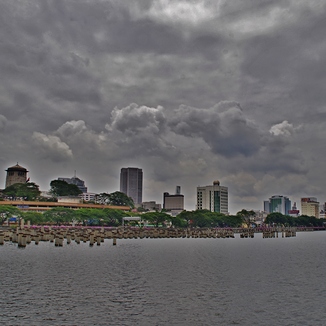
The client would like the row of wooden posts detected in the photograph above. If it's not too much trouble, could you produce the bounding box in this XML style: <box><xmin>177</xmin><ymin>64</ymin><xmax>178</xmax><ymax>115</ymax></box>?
<box><xmin>262</xmin><ymin>229</ymin><xmax>297</xmax><ymax>238</ymax></box>
<box><xmin>0</xmin><ymin>223</ymin><xmax>297</xmax><ymax>248</ymax></box>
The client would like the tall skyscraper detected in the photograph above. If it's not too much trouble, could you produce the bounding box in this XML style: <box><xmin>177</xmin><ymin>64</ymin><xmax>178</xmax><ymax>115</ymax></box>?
<box><xmin>120</xmin><ymin>167</ymin><xmax>143</xmax><ymax>205</ymax></box>
<box><xmin>264</xmin><ymin>195</ymin><xmax>291</xmax><ymax>215</ymax></box>
<box><xmin>196</xmin><ymin>180</ymin><xmax>228</xmax><ymax>214</ymax></box>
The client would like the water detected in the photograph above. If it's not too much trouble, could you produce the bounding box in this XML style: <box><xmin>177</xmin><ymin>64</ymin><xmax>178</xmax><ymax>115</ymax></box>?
<box><xmin>1</xmin><ymin>232</ymin><xmax>326</xmax><ymax>325</ymax></box>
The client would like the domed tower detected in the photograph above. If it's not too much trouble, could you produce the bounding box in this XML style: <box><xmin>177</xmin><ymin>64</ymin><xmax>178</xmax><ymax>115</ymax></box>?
<box><xmin>5</xmin><ymin>163</ymin><xmax>29</xmax><ymax>188</ymax></box>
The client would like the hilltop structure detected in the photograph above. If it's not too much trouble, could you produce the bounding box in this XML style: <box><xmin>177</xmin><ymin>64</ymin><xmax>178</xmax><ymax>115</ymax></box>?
<box><xmin>5</xmin><ymin>163</ymin><xmax>29</xmax><ymax>188</ymax></box>
<box><xmin>196</xmin><ymin>180</ymin><xmax>228</xmax><ymax>214</ymax></box>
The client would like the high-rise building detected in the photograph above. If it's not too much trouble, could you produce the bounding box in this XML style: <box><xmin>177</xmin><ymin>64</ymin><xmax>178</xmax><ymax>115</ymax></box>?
<box><xmin>5</xmin><ymin>163</ymin><xmax>29</xmax><ymax>188</ymax></box>
<box><xmin>163</xmin><ymin>186</ymin><xmax>184</xmax><ymax>211</ymax></box>
<box><xmin>264</xmin><ymin>195</ymin><xmax>291</xmax><ymax>215</ymax></box>
<box><xmin>120</xmin><ymin>167</ymin><xmax>143</xmax><ymax>205</ymax></box>
<box><xmin>301</xmin><ymin>197</ymin><xmax>319</xmax><ymax>218</ymax></box>
<box><xmin>58</xmin><ymin>175</ymin><xmax>87</xmax><ymax>193</ymax></box>
<box><xmin>196</xmin><ymin>180</ymin><xmax>228</xmax><ymax>214</ymax></box>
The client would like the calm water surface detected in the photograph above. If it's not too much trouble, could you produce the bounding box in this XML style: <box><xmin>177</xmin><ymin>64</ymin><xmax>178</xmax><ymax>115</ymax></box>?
<box><xmin>1</xmin><ymin>231</ymin><xmax>326</xmax><ymax>325</ymax></box>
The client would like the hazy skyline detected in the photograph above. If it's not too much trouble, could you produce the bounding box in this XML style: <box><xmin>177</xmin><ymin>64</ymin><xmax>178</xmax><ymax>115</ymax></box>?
<box><xmin>1</xmin><ymin>0</ymin><xmax>326</xmax><ymax>214</ymax></box>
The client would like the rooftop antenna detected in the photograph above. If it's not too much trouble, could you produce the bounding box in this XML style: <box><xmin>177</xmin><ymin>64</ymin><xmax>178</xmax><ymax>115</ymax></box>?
<box><xmin>74</xmin><ymin>170</ymin><xmax>77</xmax><ymax>178</ymax></box>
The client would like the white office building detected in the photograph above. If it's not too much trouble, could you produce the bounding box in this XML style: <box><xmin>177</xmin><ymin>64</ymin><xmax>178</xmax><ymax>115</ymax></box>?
<box><xmin>196</xmin><ymin>180</ymin><xmax>228</xmax><ymax>214</ymax></box>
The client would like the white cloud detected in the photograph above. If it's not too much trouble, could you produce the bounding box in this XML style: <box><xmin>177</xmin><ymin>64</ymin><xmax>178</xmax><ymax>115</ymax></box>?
<box><xmin>269</xmin><ymin>120</ymin><xmax>301</xmax><ymax>136</ymax></box>
<box><xmin>147</xmin><ymin>0</ymin><xmax>218</xmax><ymax>25</ymax></box>
<box><xmin>57</xmin><ymin>120</ymin><xmax>88</xmax><ymax>138</ymax></box>
<box><xmin>32</xmin><ymin>132</ymin><xmax>73</xmax><ymax>162</ymax></box>
<box><xmin>228</xmin><ymin>6</ymin><xmax>294</xmax><ymax>37</ymax></box>
<box><xmin>107</xmin><ymin>103</ymin><xmax>166</xmax><ymax>135</ymax></box>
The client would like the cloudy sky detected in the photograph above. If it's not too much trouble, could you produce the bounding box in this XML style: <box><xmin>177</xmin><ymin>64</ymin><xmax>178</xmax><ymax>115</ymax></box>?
<box><xmin>1</xmin><ymin>0</ymin><xmax>325</xmax><ymax>213</ymax></box>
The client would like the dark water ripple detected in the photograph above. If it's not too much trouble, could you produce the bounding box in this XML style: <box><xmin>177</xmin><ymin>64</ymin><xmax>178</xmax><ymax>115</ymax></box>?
<box><xmin>1</xmin><ymin>232</ymin><xmax>326</xmax><ymax>325</ymax></box>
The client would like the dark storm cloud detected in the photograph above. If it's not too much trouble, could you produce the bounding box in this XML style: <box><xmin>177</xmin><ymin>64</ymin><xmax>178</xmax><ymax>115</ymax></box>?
<box><xmin>1</xmin><ymin>0</ymin><xmax>326</xmax><ymax>212</ymax></box>
<box><xmin>170</xmin><ymin>101</ymin><xmax>262</xmax><ymax>157</ymax></box>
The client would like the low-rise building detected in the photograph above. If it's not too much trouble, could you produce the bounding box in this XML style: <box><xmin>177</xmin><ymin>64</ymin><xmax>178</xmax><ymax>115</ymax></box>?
<box><xmin>0</xmin><ymin>200</ymin><xmax>130</xmax><ymax>213</ymax></box>
<box><xmin>141</xmin><ymin>201</ymin><xmax>161</xmax><ymax>211</ymax></box>
<box><xmin>79</xmin><ymin>192</ymin><xmax>97</xmax><ymax>202</ymax></box>
<box><xmin>163</xmin><ymin>186</ymin><xmax>184</xmax><ymax>211</ymax></box>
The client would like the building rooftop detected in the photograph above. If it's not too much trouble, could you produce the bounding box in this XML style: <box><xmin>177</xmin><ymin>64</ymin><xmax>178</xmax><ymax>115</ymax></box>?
<box><xmin>6</xmin><ymin>163</ymin><xmax>28</xmax><ymax>172</ymax></box>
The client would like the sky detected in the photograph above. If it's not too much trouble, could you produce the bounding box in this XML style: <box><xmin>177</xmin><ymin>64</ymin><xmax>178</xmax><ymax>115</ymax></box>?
<box><xmin>1</xmin><ymin>0</ymin><xmax>326</xmax><ymax>214</ymax></box>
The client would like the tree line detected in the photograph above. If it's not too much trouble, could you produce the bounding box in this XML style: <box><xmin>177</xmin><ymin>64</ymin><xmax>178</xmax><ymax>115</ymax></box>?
<box><xmin>1</xmin><ymin>180</ymin><xmax>135</xmax><ymax>207</ymax></box>
<box><xmin>1</xmin><ymin>206</ymin><xmax>325</xmax><ymax>228</ymax></box>
<box><xmin>265</xmin><ymin>212</ymin><xmax>325</xmax><ymax>227</ymax></box>
<box><xmin>0</xmin><ymin>207</ymin><xmax>245</xmax><ymax>228</ymax></box>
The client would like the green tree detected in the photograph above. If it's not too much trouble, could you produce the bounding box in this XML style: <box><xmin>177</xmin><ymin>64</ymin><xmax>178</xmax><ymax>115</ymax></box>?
<box><xmin>95</xmin><ymin>192</ymin><xmax>134</xmax><ymax>208</ymax></box>
<box><xmin>265</xmin><ymin>212</ymin><xmax>291</xmax><ymax>226</ymax></box>
<box><xmin>142</xmin><ymin>212</ymin><xmax>171</xmax><ymax>227</ymax></box>
<box><xmin>170</xmin><ymin>216</ymin><xmax>187</xmax><ymax>228</ymax></box>
<box><xmin>103</xmin><ymin>208</ymin><xmax>130</xmax><ymax>226</ymax></box>
<box><xmin>0</xmin><ymin>205</ymin><xmax>21</xmax><ymax>225</ymax></box>
<box><xmin>295</xmin><ymin>215</ymin><xmax>324</xmax><ymax>227</ymax></box>
<box><xmin>22</xmin><ymin>211</ymin><xmax>44</xmax><ymax>225</ymax></box>
<box><xmin>177</xmin><ymin>210</ymin><xmax>194</xmax><ymax>226</ymax></box>
<box><xmin>74</xmin><ymin>208</ymin><xmax>108</xmax><ymax>226</ymax></box>
<box><xmin>176</xmin><ymin>210</ymin><xmax>243</xmax><ymax>228</ymax></box>
<box><xmin>43</xmin><ymin>207</ymin><xmax>77</xmax><ymax>225</ymax></box>
<box><xmin>236</xmin><ymin>209</ymin><xmax>256</xmax><ymax>227</ymax></box>
<box><xmin>72</xmin><ymin>208</ymin><xmax>129</xmax><ymax>226</ymax></box>
<box><xmin>221</xmin><ymin>215</ymin><xmax>243</xmax><ymax>227</ymax></box>
<box><xmin>50</xmin><ymin>180</ymin><xmax>82</xmax><ymax>197</ymax></box>
<box><xmin>3</xmin><ymin>182</ymin><xmax>41</xmax><ymax>201</ymax></box>
<box><xmin>95</xmin><ymin>193</ymin><xmax>111</xmax><ymax>205</ymax></box>
<box><xmin>108</xmin><ymin>191</ymin><xmax>134</xmax><ymax>208</ymax></box>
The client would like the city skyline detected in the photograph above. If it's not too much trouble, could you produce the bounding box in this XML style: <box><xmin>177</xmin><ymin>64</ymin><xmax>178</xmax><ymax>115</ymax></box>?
<box><xmin>1</xmin><ymin>1</ymin><xmax>326</xmax><ymax>214</ymax></box>
<box><xmin>2</xmin><ymin>161</ymin><xmax>324</xmax><ymax>216</ymax></box>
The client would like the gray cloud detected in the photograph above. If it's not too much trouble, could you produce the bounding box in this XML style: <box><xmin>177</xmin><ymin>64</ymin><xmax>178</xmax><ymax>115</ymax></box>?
<box><xmin>170</xmin><ymin>101</ymin><xmax>262</xmax><ymax>157</ymax></box>
<box><xmin>0</xmin><ymin>115</ymin><xmax>7</xmax><ymax>131</ymax></box>
<box><xmin>32</xmin><ymin>132</ymin><xmax>73</xmax><ymax>162</ymax></box>
<box><xmin>269</xmin><ymin>120</ymin><xmax>302</xmax><ymax>136</ymax></box>
<box><xmin>0</xmin><ymin>0</ymin><xmax>325</xmax><ymax>213</ymax></box>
